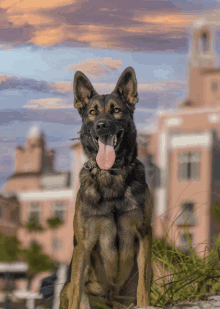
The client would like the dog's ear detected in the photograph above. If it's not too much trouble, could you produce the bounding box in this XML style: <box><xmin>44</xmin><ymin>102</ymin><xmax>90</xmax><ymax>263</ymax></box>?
<box><xmin>113</xmin><ymin>67</ymin><xmax>139</xmax><ymax>107</ymax></box>
<box><xmin>73</xmin><ymin>71</ymin><xmax>98</xmax><ymax>112</ymax></box>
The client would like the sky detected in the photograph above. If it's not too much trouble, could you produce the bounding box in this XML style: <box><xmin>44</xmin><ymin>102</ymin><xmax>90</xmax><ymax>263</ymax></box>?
<box><xmin>1</xmin><ymin>0</ymin><xmax>220</xmax><ymax>189</ymax></box>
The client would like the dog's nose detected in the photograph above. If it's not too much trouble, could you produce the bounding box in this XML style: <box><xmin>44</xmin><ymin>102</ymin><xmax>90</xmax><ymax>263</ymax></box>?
<box><xmin>95</xmin><ymin>119</ymin><xmax>111</xmax><ymax>132</ymax></box>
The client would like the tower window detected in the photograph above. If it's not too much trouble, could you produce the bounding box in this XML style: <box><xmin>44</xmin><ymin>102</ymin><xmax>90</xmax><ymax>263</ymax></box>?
<box><xmin>201</xmin><ymin>32</ymin><xmax>209</xmax><ymax>53</ymax></box>
<box><xmin>212</xmin><ymin>82</ymin><xmax>218</xmax><ymax>92</ymax></box>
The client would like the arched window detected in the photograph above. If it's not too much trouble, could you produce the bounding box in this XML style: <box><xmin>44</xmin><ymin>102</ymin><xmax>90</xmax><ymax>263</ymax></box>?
<box><xmin>200</xmin><ymin>32</ymin><xmax>209</xmax><ymax>53</ymax></box>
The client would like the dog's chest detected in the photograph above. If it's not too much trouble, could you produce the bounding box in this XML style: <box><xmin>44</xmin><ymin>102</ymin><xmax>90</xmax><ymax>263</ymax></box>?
<box><xmin>80</xmin><ymin>167</ymin><xmax>145</xmax><ymax>217</ymax></box>
<box><xmin>81</xmin><ymin>183</ymin><xmax>143</xmax><ymax>220</ymax></box>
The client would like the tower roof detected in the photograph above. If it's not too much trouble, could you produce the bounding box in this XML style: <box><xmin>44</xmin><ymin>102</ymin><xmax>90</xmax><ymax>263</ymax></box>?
<box><xmin>193</xmin><ymin>18</ymin><xmax>209</xmax><ymax>30</ymax></box>
<box><xmin>28</xmin><ymin>124</ymin><xmax>43</xmax><ymax>139</ymax></box>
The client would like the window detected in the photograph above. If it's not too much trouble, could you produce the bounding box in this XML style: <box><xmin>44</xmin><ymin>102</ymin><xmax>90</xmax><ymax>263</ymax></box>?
<box><xmin>180</xmin><ymin>232</ymin><xmax>194</xmax><ymax>252</ymax></box>
<box><xmin>178</xmin><ymin>152</ymin><xmax>200</xmax><ymax>181</ymax></box>
<box><xmin>52</xmin><ymin>201</ymin><xmax>66</xmax><ymax>222</ymax></box>
<box><xmin>52</xmin><ymin>238</ymin><xmax>62</xmax><ymax>251</ymax></box>
<box><xmin>177</xmin><ymin>202</ymin><xmax>196</xmax><ymax>226</ymax></box>
<box><xmin>28</xmin><ymin>203</ymin><xmax>41</xmax><ymax>224</ymax></box>
<box><xmin>212</xmin><ymin>82</ymin><xmax>218</xmax><ymax>92</ymax></box>
<box><xmin>200</xmin><ymin>32</ymin><xmax>209</xmax><ymax>53</ymax></box>
<box><xmin>0</xmin><ymin>205</ymin><xmax>3</xmax><ymax>218</ymax></box>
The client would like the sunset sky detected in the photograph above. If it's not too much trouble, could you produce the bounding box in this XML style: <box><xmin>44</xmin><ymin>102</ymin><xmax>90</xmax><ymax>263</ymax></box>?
<box><xmin>1</xmin><ymin>0</ymin><xmax>220</xmax><ymax>189</ymax></box>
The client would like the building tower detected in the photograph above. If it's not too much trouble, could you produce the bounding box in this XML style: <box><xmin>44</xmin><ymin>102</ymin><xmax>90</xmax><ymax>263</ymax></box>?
<box><xmin>14</xmin><ymin>125</ymin><xmax>55</xmax><ymax>174</ymax></box>
<box><xmin>184</xmin><ymin>19</ymin><xmax>220</xmax><ymax>108</ymax></box>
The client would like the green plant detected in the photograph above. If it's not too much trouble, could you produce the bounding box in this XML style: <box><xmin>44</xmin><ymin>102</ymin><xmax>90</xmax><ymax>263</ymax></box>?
<box><xmin>211</xmin><ymin>202</ymin><xmax>220</xmax><ymax>223</ymax></box>
<box><xmin>23</xmin><ymin>217</ymin><xmax>44</xmax><ymax>232</ymax></box>
<box><xmin>21</xmin><ymin>240</ymin><xmax>56</xmax><ymax>288</ymax></box>
<box><xmin>47</xmin><ymin>216</ymin><xmax>63</xmax><ymax>229</ymax></box>
<box><xmin>150</xmin><ymin>231</ymin><xmax>220</xmax><ymax>307</ymax></box>
<box><xmin>0</xmin><ymin>233</ymin><xmax>21</xmax><ymax>262</ymax></box>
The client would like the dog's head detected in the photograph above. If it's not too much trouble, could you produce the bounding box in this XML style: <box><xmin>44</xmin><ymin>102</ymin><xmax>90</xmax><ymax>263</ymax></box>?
<box><xmin>73</xmin><ymin>67</ymin><xmax>139</xmax><ymax>170</ymax></box>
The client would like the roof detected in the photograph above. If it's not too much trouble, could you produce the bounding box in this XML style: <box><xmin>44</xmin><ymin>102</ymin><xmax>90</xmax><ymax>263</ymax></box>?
<box><xmin>28</xmin><ymin>124</ymin><xmax>43</xmax><ymax>139</ymax></box>
<box><xmin>0</xmin><ymin>193</ymin><xmax>19</xmax><ymax>201</ymax></box>
<box><xmin>8</xmin><ymin>171</ymin><xmax>42</xmax><ymax>179</ymax></box>
<box><xmin>201</xmin><ymin>68</ymin><xmax>220</xmax><ymax>75</ymax></box>
<box><xmin>7</xmin><ymin>170</ymin><xmax>70</xmax><ymax>180</ymax></box>
<box><xmin>192</xmin><ymin>18</ymin><xmax>211</xmax><ymax>30</ymax></box>
<box><xmin>40</xmin><ymin>171</ymin><xmax>71</xmax><ymax>190</ymax></box>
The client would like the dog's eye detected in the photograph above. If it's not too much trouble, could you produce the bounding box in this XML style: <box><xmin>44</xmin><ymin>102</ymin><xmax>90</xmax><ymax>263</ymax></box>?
<box><xmin>89</xmin><ymin>110</ymin><xmax>96</xmax><ymax>115</ymax></box>
<box><xmin>114</xmin><ymin>108</ymin><xmax>120</xmax><ymax>113</ymax></box>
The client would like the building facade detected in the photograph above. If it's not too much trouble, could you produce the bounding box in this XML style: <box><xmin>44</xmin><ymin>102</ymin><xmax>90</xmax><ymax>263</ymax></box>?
<box><xmin>2</xmin><ymin>125</ymin><xmax>82</xmax><ymax>266</ymax></box>
<box><xmin>145</xmin><ymin>20</ymin><xmax>220</xmax><ymax>256</ymax></box>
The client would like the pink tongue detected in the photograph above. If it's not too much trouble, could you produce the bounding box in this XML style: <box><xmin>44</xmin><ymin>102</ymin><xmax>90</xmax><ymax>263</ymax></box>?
<box><xmin>96</xmin><ymin>135</ymin><xmax>116</xmax><ymax>170</ymax></box>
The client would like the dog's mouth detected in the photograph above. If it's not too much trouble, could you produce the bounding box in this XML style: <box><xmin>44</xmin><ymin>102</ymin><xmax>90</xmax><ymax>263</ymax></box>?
<box><xmin>90</xmin><ymin>129</ymin><xmax>124</xmax><ymax>170</ymax></box>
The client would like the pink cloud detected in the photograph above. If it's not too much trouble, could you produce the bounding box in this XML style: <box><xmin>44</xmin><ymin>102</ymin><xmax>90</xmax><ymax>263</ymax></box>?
<box><xmin>0</xmin><ymin>0</ymin><xmax>211</xmax><ymax>51</ymax></box>
<box><xmin>23</xmin><ymin>98</ymin><xmax>72</xmax><ymax>109</ymax></box>
<box><xmin>67</xmin><ymin>58</ymin><xmax>122</xmax><ymax>78</ymax></box>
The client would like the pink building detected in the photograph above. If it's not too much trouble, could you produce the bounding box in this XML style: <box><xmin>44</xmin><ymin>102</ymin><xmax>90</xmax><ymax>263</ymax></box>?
<box><xmin>2</xmin><ymin>126</ymin><xmax>87</xmax><ymax>292</ymax></box>
<box><xmin>144</xmin><ymin>20</ymin><xmax>220</xmax><ymax>256</ymax></box>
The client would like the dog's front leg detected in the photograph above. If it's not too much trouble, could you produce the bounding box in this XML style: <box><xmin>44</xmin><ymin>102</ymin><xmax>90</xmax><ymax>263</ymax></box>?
<box><xmin>67</xmin><ymin>217</ymin><xmax>102</xmax><ymax>309</ymax></box>
<box><xmin>60</xmin><ymin>242</ymin><xmax>90</xmax><ymax>309</ymax></box>
<box><xmin>71</xmin><ymin>243</ymin><xmax>91</xmax><ymax>309</ymax></box>
<box><xmin>137</xmin><ymin>225</ymin><xmax>152</xmax><ymax>308</ymax></box>
<box><xmin>60</xmin><ymin>239</ymin><xmax>96</xmax><ymax>309</ymax></box>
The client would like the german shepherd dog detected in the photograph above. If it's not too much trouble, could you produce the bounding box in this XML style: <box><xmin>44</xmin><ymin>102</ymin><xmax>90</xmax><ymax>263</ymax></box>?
<box><xmin>60</xmin><ymin>67</ymin><xmax>152</xmax><ymax>309</ymax></box>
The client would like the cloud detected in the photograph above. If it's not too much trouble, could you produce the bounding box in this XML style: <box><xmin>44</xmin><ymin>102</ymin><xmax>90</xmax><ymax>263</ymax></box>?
<box><xmin>0</xmin><ymin>0</ymin><xmax>219</xmax><ymax>51</ymax></box>
<box><xmin>0</xmin><ymin>0</ymin><xmax>75</xmax><ymax>11</ymax></box>
<box><xmin>0</xmin><ymin>74</ymin><xmax>68</xmax><ymax>96</ymax></box>
<box><xmin>85</xmin><ymin>80</ymin><xmax>185</xmax><ymax>94</ymax></box>
<box><xmin>0</xmin><ymin>74</ymin><xmax>186</xmax><ymax>98</ymax></box>
<box><xmin>24</xmin><ymin>97</ymin><xmax>72</xmax><ymax>109</ymax></box>
<box><xmin>67</xmin><ymin>58</ymin><xmax>122</xmax><ymax>78</ymax></box>
<box><xmin>0</xmin><ymin>108</ymin><xmax>81</xmax><ymax>126</ymax></box>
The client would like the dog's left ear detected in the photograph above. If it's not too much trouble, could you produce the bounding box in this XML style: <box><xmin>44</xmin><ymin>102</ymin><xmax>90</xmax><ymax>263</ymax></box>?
<box><xmin>113</xmin><ymin>67</ymin><xmax>139</xmax><ymax>107</ymax></box>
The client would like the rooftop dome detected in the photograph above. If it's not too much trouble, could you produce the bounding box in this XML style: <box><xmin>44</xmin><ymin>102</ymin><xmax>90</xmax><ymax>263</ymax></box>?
<box><xmin>28</xmin><ymin>124</ymin><xmax>43</xmax><ymax>139</ymax></box>
<box><xmin>193</xmin><ymin>18</ymin><xmax>209</xmax><ymax>29</ymax></box>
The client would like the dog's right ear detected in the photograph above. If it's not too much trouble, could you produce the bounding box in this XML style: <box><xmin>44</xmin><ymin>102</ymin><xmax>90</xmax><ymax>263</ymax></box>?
<box><xmin>73</xmin><ymin>71</ymin><xmax>98</xmax><ymax>112</ymax></box>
